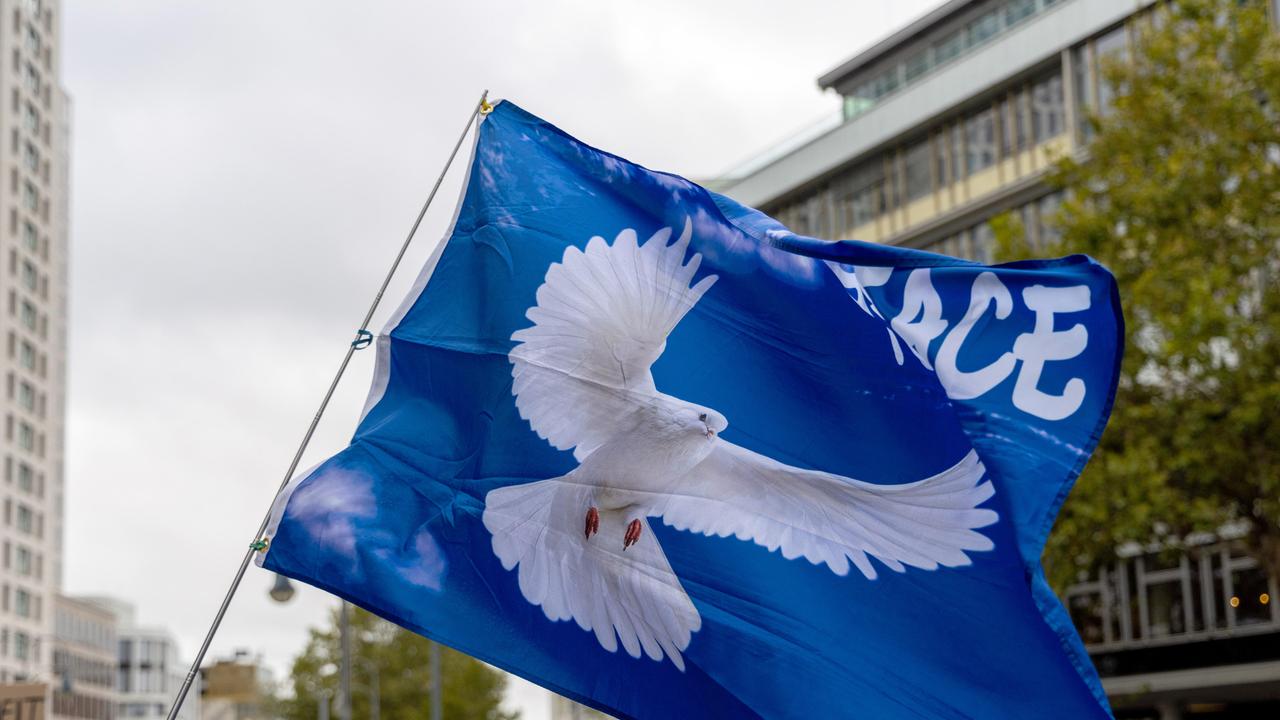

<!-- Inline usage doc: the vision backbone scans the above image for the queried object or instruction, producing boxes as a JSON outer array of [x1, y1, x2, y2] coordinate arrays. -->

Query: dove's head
[[679, 404, 727, 440]]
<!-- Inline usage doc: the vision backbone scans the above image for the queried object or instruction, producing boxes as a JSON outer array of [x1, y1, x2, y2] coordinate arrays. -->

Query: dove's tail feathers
[[483, 477, 701, 671], [509, 219, 718, 461]]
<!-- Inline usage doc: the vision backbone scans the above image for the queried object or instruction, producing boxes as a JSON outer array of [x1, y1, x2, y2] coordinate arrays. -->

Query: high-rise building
[[0, 0, 70, 692], [81, 597, 199, 720], [51, 595, 116, 720], [718, 1, 1280, 717]]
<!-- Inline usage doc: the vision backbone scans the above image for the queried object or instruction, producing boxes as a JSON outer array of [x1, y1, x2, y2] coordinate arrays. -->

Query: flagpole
[[164, 88, 491, 720]]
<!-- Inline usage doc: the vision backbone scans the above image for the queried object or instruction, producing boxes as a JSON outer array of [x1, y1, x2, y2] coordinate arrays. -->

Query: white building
[[51, 594, 116, 720], [82, 597, 199, 720], [0, 0, 71, 693]]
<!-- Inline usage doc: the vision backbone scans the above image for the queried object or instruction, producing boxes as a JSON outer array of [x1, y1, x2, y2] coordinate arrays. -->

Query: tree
[[994, 0, 1280, 589], [279, 605, 518, 720]]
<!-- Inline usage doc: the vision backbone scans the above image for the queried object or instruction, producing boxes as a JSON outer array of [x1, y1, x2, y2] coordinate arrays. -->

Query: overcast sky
[[61, 2, 943, 717]]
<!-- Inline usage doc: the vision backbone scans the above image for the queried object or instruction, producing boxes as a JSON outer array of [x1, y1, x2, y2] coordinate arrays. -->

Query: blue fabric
[[263, 100, 1121, 720]]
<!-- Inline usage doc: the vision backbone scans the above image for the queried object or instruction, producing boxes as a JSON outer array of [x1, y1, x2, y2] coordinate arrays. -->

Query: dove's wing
[[510, 219, 717, 460], [659, 444, 998, 579], [483, 477, 701, 670]]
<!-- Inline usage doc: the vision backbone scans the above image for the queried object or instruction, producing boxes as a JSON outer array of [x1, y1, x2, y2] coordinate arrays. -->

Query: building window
[[1095, 25, 1129, 117], [934, 130, 950, 189], [19, 260, 36, 292], [23, 25, 38, 56], [14, 588, 29, 617], [14, 631, 28, 660], [16, 380, 32, 412], [17, 420, 33, 450], [1004, 0, 1037, 26], [967, 9, 1001, 47], [949, 123, 964, 183], [21, 142, 37, 173], [1031, 72, 1066, 142], [23, 103, 37, 135], [18, 300, 35, 331], [903, 139, 933, 202], [20, 221, 37, 251], [932, 29, 964, 65], [22, 62, 38, 95], [836, 162, 885, 231], [903, 50, 930, 83], [21, 181, 36, 212], [16, 504, 31, 533], [964, 107, 996, 174], [18, 341, 34, 371], [15, 545, 30, 575]]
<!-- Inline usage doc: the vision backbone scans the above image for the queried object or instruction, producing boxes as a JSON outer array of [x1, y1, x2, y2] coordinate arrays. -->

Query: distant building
[[201, 649, 275, 720], [0, 681, 47, 719], [549, 694, 612, 720], [80, 597, 198, 720], [51, 595, 116, 720], [0, 0, 73, 693], [717, 1, 1280, 717]]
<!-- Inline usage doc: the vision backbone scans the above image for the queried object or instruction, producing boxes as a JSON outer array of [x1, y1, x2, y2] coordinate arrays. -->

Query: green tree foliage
[[279, 605, 517, 720], [994, 0, 1280, 589]]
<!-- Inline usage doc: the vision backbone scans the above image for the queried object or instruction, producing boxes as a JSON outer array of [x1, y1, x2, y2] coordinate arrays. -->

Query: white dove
[[482, 219, 998, 671]]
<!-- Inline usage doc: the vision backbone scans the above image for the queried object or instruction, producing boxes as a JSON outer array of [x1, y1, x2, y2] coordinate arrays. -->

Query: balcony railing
[[1064, 540, 1280, 654]]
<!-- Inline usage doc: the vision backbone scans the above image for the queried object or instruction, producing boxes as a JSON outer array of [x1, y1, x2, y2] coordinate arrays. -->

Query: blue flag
[[260, 100, 1122, 719]]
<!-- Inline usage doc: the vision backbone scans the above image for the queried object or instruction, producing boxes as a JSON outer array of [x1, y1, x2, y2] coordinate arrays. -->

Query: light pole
[[430, 640, 442, 720], [338, 602, 352, 720], [316, 689, 332, 720], [267, 575, 350, 720]]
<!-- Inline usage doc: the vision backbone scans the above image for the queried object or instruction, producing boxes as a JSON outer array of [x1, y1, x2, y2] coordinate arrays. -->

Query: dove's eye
[[698, 413, 707, 422]]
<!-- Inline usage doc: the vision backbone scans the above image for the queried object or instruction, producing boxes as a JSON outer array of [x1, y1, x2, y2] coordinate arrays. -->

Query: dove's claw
[[624, 519, 642, 549], [585, 507, 600, 539]]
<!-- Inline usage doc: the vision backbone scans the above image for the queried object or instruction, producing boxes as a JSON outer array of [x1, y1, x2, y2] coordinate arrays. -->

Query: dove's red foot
[[624, 519, 643, 550], [585, 507, 600, 539]]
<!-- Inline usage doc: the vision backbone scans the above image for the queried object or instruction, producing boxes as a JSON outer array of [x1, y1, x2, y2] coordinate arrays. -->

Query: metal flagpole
[[163, 88, 491, 720]]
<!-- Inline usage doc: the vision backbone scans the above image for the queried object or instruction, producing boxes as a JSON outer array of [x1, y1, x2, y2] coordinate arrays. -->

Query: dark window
[[967, 11, 1001, 47], [965, 108, 996, 174], [1031, 72, 1066, 142], [933, 30, 964, 64], [904, 140, 932, 202], [1005, 0, 1037, 26], [950, 124, 964, 182], [904, 51, 930, 82]]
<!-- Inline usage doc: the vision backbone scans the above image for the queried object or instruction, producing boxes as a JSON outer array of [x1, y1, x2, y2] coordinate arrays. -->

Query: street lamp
[[269, 573, 296, 603], [269, 580, 350, 720]]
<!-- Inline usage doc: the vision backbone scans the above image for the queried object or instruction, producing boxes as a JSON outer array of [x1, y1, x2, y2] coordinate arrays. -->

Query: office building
[[0, 0, 70, 695], [718, 1, 1280, 718], [51, 595, 116, 720], [82, 598, 198, 720]]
